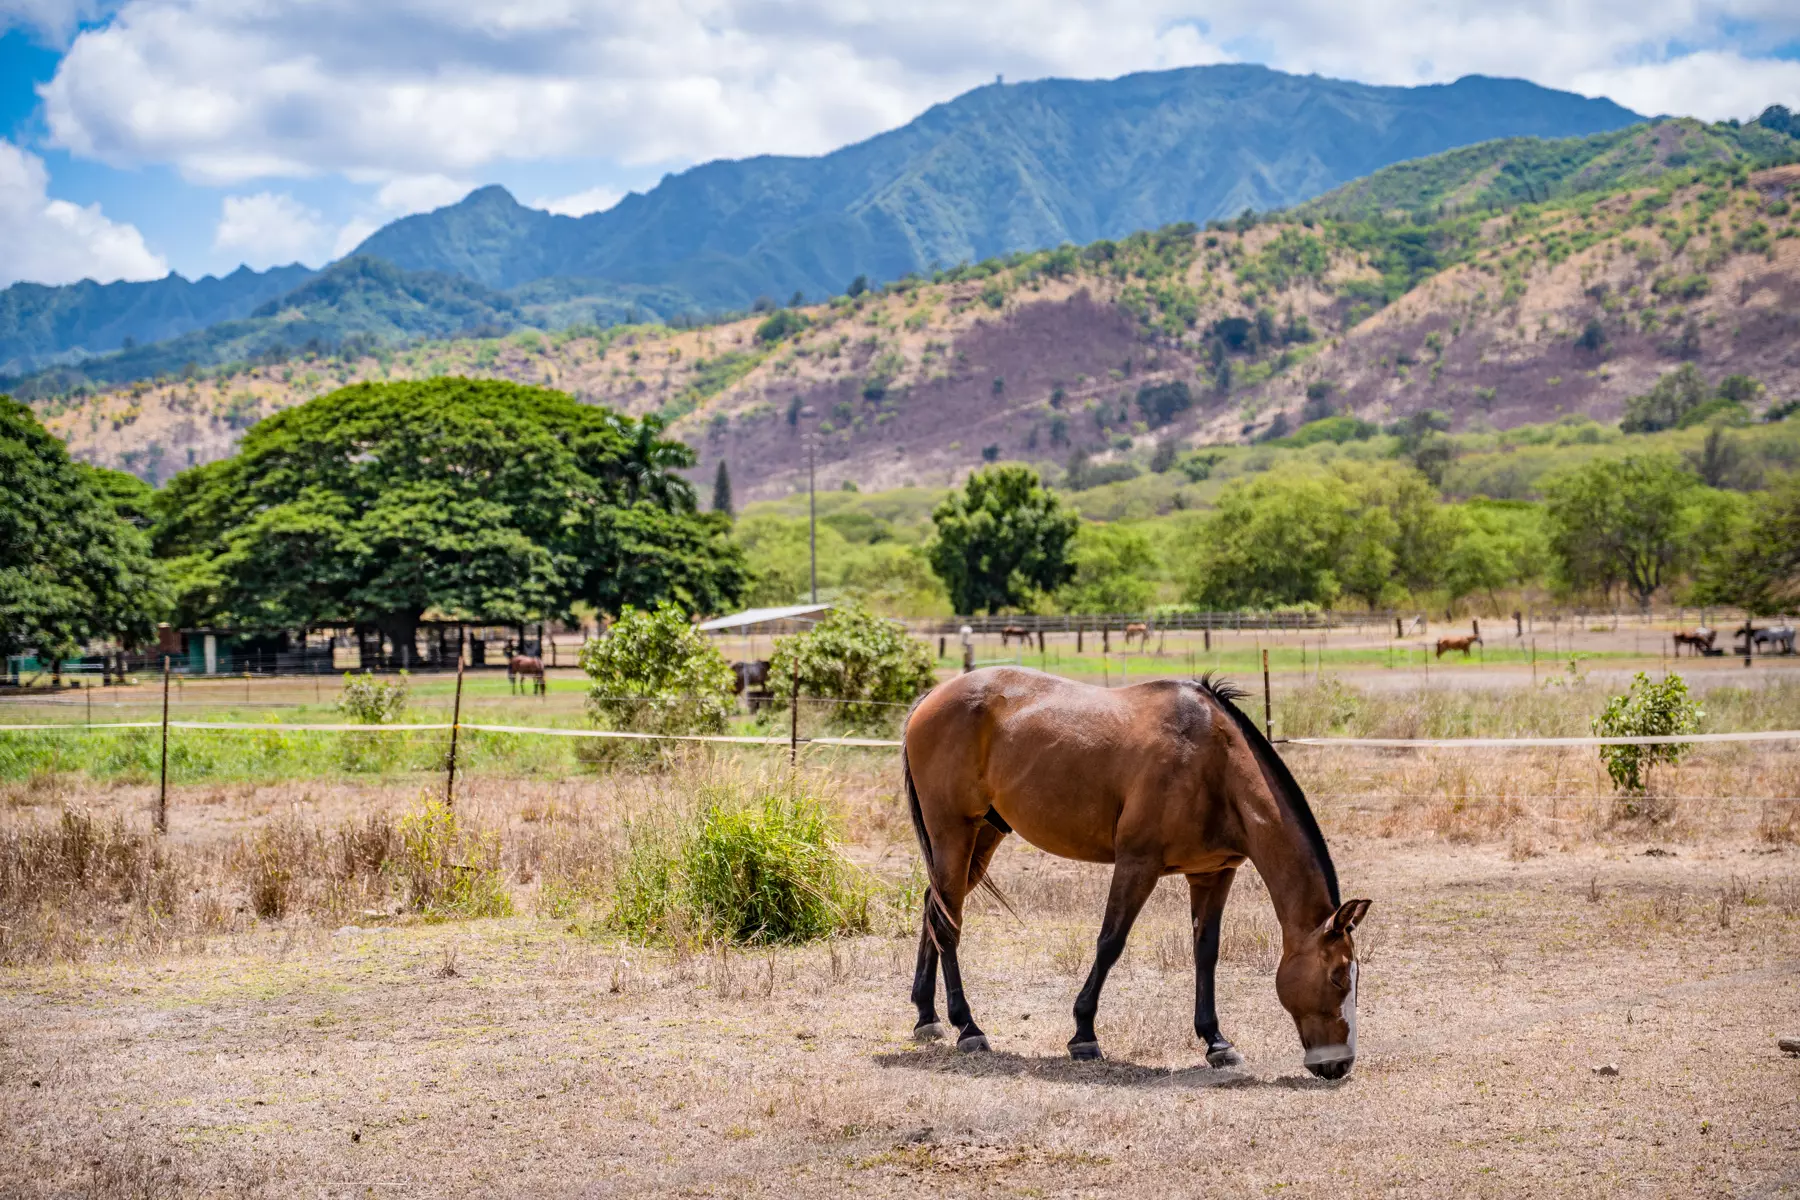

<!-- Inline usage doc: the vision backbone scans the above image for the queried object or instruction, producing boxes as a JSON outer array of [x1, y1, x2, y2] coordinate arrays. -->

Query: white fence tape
[[4, 721, 1800, 750]]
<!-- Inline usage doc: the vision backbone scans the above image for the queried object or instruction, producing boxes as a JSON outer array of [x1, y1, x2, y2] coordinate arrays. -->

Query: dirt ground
[[3, 760, 1799, 1198]]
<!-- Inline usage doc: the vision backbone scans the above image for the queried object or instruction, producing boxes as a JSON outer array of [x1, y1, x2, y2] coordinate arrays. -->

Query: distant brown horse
[[1123, 622, 1150, 648], [904, 668, 1371, 1077], [1434, 634, 1481, 659], [998, 625, 1032, 647], [1672, 627, 1716, 656], [508, 655, 546, 695]]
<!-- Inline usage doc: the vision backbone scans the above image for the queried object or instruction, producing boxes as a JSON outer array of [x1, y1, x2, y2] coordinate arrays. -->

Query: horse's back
[[908, 668, 1224, 863]]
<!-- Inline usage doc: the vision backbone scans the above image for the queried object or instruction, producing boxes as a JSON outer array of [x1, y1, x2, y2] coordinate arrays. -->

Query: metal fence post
[[789, 662, 800, 766], [157, 656, 170, 834], [444, 641, 466, 809], [1262, 648, 1272, 741]]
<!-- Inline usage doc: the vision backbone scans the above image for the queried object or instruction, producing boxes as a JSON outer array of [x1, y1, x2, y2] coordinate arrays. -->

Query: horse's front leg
[[1188, 868, 1244, 1067], [1068, 856, 1160, 1060]]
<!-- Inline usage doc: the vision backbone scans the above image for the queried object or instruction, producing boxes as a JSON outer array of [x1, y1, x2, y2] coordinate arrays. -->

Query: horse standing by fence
[[1672, 627, 1717, 656], [998, 626, 1032, 648], [508, 655, 546, 695], [1434, 634, 1481, 659], [903, 667, 1371, 1078], [1123, 622, 1151, 649]]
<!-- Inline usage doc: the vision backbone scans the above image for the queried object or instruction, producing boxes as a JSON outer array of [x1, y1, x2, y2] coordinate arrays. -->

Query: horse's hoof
[[913, 1022, 949, 1043], [1206, 1045, 1245, 1069], [955, 1033, 991, 1053], [1068, 1041, 1103, 1061]]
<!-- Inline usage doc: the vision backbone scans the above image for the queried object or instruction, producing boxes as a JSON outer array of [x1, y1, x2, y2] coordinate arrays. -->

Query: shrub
[[393, 799, 513, 918], [767, 601, 936, 732], [336, 671, 408, 724], [581, 602, 736, 735], [754, 310, 807, 344], [1593, 672, 1704, 797], [609, 774, 872, 945]]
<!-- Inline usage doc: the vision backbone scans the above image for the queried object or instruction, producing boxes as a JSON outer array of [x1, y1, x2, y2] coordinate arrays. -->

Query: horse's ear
[[1328, 898, 1372, 937]]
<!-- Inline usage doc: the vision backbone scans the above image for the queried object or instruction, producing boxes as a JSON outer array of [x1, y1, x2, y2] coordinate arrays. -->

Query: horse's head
[[1275, 898, 1372, 1080]]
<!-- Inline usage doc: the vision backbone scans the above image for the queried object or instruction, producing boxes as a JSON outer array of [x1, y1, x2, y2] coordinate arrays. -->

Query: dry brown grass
[[2, 742, 1797, 1196]]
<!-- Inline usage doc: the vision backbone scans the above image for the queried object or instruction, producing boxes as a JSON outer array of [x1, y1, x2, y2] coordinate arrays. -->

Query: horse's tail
[[903, 713, 1015, 939], [901, 736, 951, 945]]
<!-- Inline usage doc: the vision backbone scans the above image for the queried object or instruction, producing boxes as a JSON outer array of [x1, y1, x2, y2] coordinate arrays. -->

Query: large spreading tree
[[154, 378, 745, 663], [926, 465, 1078, 614], [1, 396, 167, 664], [1543, 454, 1704, 610]]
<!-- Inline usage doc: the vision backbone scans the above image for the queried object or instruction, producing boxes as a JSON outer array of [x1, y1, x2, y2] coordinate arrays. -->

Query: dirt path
[[3, 841, 1797, 1198]]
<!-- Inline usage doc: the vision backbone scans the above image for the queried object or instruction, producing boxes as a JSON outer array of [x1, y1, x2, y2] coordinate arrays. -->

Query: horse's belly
[[984, 746, 1129, 864]]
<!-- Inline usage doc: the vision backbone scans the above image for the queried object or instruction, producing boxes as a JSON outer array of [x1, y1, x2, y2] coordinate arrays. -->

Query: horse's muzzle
[[1303, 1044, 1354, 1080], [1305, 1055, 1354, 1080]]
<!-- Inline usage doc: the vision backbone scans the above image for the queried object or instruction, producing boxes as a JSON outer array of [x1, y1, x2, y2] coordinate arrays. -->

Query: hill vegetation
[[0, 63, 1642, 381]]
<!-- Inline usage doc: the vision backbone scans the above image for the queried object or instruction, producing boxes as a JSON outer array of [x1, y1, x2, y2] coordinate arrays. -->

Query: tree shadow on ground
[[872, 1047, 1337, 1091]]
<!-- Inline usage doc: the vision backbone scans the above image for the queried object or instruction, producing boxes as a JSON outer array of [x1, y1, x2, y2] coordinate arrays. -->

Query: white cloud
[[331, 216, 380, 259], [33, 0, 1800, 188], [212, 191, 329, 267], [0, 138, 164, 286], [373, 173, 473, 214], [535, 184, 623, 217], [0, 0, 107, 44]]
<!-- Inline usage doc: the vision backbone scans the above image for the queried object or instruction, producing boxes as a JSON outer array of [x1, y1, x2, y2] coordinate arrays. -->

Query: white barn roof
[[696, 604, 833, 632]]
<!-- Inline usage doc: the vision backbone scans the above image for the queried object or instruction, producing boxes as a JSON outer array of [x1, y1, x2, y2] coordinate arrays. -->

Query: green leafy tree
[[1182, 471, 1359, 609], [1692, 472, 1800, 614], [927, 465, 1078, 614], [1621, 364, 1709, 433], [581, 602, 737, 734], [1593, 672, 1703, 797], [1442, 500, 1550, 611], [1058, 524, 1159, 613], [1543, 455, 1700, 609], [768, 601, 936, 731], [1, 396, 166, 663], [155, 379, 745, 661]]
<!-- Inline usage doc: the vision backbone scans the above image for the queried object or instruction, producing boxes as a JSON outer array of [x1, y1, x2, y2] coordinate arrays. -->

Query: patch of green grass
[[609, 772, 875, 946]]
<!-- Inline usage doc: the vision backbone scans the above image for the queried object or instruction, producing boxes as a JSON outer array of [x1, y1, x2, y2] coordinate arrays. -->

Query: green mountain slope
[[1299, 117, 1799, 219], [356, 66, 1641, 312], [14, 258, 519, 393], [0, 264, 316, 377]]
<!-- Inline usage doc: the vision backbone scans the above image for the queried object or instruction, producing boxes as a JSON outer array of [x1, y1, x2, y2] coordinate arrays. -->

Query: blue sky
[[3, 0, 1799, 288]]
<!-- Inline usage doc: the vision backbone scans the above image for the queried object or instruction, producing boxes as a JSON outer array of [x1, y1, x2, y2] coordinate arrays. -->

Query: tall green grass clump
[[394, 799, 513, 918], [610, 775, 872, 945]]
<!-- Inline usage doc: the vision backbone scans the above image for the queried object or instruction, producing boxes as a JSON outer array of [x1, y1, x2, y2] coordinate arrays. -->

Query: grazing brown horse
[[1434, 634, 1481, 659], [904, 668, 1371, 1078], [998, 625, 1033, 647], [1672, 627, 1716, 656], [508, 655, 546, 695], [1123, 622, 1150, 648]]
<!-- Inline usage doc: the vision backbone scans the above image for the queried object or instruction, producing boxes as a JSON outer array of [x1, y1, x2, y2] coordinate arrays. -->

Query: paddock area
[[2, 734, 1797, 1198]]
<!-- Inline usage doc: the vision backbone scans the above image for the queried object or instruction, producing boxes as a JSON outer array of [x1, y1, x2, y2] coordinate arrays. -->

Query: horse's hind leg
[[1188, 868, 1244, 1068], [1068, 856, 1160, 1060], [911, 822, 1005, 1041]]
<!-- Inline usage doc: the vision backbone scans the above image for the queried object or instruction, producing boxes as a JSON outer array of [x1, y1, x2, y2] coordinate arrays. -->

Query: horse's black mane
[[1187, 673, 1340, 907]]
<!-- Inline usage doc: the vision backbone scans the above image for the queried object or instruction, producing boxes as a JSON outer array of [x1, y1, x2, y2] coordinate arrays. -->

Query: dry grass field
[[3, 723, 1799, 1196]]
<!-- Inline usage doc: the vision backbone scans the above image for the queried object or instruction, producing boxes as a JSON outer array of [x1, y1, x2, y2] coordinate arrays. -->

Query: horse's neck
[[1233, 788, 1336, 945]]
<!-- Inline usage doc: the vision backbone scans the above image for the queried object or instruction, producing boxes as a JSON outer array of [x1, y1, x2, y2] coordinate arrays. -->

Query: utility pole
[[808, 435, 818, 604]]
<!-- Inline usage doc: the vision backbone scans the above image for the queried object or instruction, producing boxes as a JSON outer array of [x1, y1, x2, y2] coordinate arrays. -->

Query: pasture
[[2, 667, 1799, 1197]]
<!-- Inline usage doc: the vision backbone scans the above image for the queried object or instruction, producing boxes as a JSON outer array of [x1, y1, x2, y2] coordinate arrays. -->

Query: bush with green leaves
[[609, 774, 873, 945], [580, 602, 736, 734], [767, 601, 936, 731], [335, 671, 409, 724], [1593, 671, 1704, 796]]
